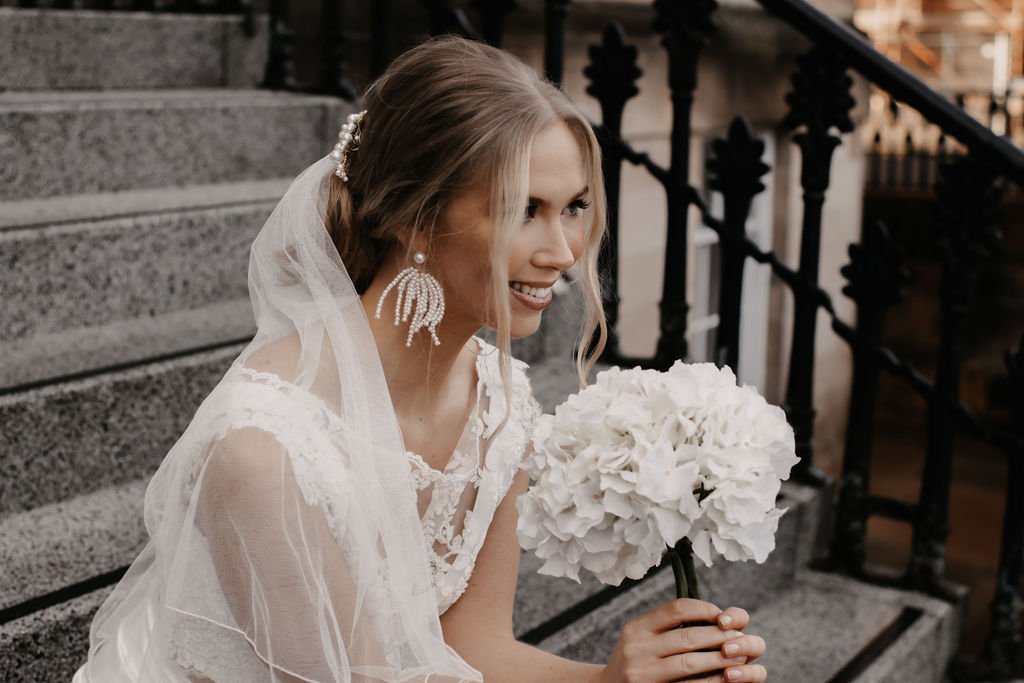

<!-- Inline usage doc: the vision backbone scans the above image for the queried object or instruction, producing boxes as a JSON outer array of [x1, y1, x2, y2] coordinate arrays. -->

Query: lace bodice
[[212, 337, 536, 618], [74, 337, 538, 683], [405, 336, 539, 613]]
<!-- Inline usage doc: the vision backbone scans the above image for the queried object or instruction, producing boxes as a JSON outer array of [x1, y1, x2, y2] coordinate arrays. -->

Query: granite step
[[0, 299, 255, 391], [0, 275, 584, 517], [0, 90, 349, 200], [0, 585, 111, 683], [0, 301, 598, 614], [0, 179, 291, 388], [538, 567, 968, 683], [0, 343, 244, 518], [0, 481, 828, 682], [0, 8, 268, 91], [0, 480, 147, 614], [0, 569, 971, 683]]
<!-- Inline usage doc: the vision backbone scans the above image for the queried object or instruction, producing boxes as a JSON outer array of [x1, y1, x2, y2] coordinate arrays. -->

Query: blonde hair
[[325, 35, 607, 387]]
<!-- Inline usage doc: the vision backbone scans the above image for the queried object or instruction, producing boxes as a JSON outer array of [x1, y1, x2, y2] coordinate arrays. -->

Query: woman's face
[[434, 121, 589, 338]]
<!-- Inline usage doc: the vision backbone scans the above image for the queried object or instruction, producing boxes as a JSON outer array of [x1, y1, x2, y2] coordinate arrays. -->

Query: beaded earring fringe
[[375, 254, 445, 347]]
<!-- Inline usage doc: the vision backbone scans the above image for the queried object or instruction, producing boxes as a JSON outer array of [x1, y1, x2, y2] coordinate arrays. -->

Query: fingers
[[647, 627, 744, 657], [648, 650, 746, 681], [716, 607, 749, 631], [722, 634, 765, 663], [722, 664, 768, 682], [633, 598, 722, 633]]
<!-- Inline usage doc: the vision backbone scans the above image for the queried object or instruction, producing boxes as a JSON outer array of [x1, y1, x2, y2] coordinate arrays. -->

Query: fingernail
[[719, 614, 733, 627], [725, 669, 741, 681], [724, 643, 740, 656]]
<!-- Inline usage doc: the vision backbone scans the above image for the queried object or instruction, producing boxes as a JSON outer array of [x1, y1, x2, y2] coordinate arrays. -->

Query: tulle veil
[[74, 156, 482, 682]]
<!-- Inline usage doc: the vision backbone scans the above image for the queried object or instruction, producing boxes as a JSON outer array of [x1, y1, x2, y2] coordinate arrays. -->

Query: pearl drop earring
[[375, 251, 446, 347]]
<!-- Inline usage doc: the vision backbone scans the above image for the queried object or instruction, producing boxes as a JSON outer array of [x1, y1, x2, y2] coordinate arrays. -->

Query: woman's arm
[[440, 469, 603, 682], [440, 470, 768, 683], [196, 426, 473, 682]]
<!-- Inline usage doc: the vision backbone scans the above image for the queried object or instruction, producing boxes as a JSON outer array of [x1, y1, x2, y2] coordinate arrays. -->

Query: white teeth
[[510, 282, 552, 298]]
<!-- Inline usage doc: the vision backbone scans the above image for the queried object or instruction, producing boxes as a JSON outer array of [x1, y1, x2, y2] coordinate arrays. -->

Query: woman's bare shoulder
[[243, 333, 303, 379]]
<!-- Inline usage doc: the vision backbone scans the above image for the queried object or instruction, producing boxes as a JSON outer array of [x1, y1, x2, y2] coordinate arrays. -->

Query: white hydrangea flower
[[517, 361, 799, 586]]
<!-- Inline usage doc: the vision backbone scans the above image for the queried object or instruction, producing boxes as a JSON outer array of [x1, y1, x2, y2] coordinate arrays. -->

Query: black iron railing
[[261, 0, 1024, 677]]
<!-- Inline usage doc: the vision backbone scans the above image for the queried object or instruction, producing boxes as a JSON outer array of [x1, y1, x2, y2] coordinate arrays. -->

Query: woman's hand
[[599, 599, 766, 683]]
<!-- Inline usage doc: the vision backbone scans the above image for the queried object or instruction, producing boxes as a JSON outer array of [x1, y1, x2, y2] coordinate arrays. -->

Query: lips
[[509, 281, 554, 310]]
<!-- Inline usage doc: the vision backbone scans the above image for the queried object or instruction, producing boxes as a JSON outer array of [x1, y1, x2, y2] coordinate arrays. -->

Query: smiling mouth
[[509, 281, 554, 310]]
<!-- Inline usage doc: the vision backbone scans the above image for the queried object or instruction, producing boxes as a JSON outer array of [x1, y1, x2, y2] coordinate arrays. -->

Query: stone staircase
[[0, 7, 967, 682]]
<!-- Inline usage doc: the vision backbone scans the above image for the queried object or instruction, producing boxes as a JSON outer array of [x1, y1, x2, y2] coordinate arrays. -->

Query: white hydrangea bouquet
[[516, 361, 798, 599]]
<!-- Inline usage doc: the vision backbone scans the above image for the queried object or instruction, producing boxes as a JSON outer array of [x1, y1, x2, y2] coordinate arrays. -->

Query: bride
[[73, 36, 767, 683]]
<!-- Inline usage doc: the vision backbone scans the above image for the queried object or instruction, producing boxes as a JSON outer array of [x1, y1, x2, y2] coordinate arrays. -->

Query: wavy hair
[[324, 35, 607, 387]]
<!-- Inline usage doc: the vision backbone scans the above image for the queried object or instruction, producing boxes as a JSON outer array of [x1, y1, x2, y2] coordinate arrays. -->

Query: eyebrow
[[528, 186, 589, 206]]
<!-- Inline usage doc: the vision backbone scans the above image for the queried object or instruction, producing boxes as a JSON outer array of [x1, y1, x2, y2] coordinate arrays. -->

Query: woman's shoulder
[[471, 336, 531, 383], [240, 332, 305, 382], [202, 336, 342, 449], [471, 336, 539, 423]]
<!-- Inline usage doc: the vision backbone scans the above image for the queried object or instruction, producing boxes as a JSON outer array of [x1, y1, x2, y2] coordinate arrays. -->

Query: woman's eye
[[524, 203, 538, 221], [565, 198, 591, 218]]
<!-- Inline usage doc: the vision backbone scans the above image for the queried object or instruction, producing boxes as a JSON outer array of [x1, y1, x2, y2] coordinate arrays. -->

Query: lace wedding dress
[[73, 156, 536, 682], [73, 335, 536, 683], [405, 337, 539, 614]]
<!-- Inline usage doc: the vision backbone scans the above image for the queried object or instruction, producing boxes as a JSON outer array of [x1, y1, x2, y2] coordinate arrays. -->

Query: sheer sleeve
[[152, 378, 480, 683], [75, 156, 483, 683], [184, 427, 377, 681]]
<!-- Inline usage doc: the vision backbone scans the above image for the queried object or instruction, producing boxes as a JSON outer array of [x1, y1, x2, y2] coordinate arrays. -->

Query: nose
[[536, 217, 579, 273]]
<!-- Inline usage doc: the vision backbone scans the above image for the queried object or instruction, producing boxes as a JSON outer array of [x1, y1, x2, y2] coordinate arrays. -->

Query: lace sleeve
[[154, 379, 479, 683], [177, 427, 377, 682], [477, 345, 542, 480]]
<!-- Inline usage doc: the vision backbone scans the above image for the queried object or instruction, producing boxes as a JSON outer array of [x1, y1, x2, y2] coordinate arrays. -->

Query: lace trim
[[412, 338, 540, 612], [169, 609, 270, 681]]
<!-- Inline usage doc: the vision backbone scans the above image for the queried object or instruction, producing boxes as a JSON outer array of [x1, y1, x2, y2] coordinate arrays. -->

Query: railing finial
[[782, 44, 856, 485]]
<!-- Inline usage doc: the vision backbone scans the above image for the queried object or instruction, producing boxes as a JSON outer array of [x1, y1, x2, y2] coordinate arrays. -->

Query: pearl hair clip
[[331, 110, 366, 182]]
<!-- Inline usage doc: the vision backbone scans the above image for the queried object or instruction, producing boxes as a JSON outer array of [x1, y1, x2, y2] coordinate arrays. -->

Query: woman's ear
[[388, 232, 414, 261], [404, 229, 431, 260]]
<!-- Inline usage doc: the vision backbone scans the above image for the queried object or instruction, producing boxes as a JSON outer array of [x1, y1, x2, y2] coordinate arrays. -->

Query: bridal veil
[[74, 155, 482, 682]]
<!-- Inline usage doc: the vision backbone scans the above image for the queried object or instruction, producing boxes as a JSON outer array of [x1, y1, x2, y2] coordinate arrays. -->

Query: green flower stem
[[669, 546, 689, 600], [668, 537, 702, 601]]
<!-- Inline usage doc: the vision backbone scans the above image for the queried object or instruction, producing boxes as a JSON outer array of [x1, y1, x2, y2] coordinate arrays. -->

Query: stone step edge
[[0, 9, 268, 93], [536, 566, 966, 682], [0, 299, 255, 392], [0, 479, 148, 615], [0, 177, 292, 232], [0, 88, 339, 107], [0, 584, 109, 682], [0, 342, 247, 516], [0, 470, 825, 644], [0, 572, 971, 683], [0, 335, 248, 403], [801, 569, 968, 683], [0, 6, 255, 22]]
